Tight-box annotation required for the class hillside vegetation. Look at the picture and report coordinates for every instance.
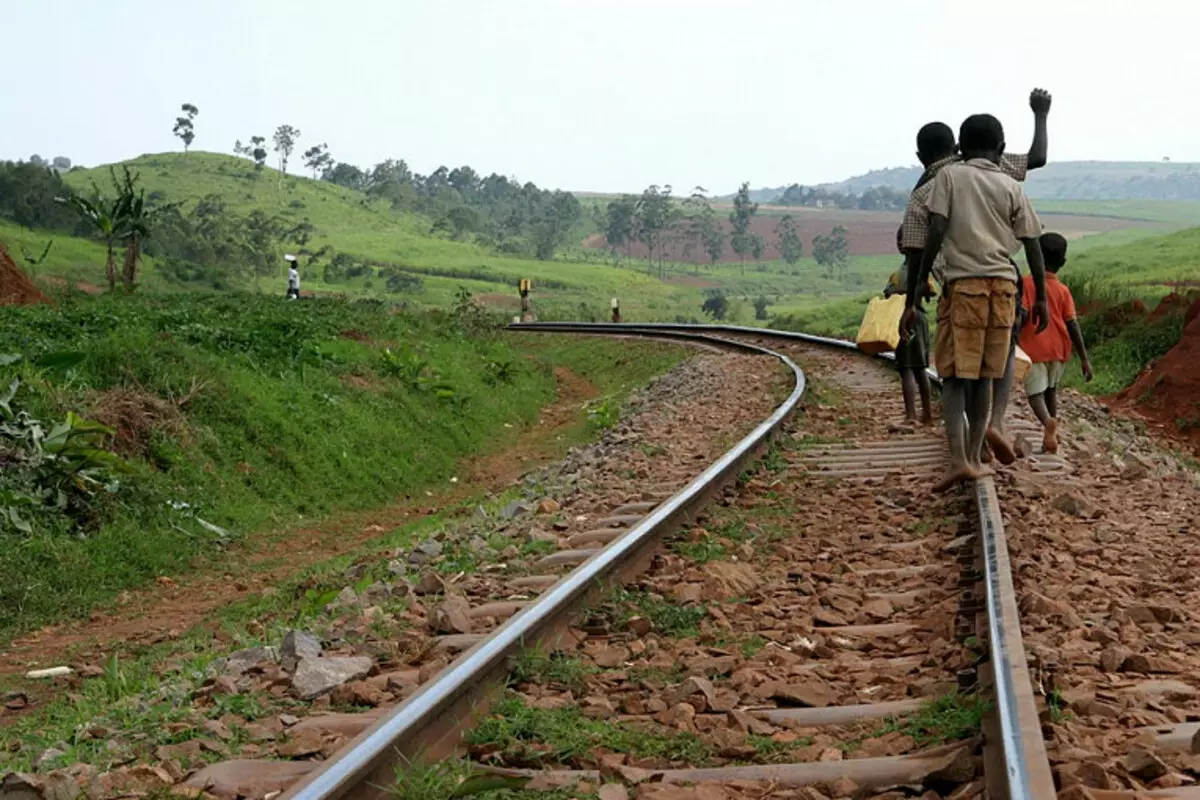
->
[0,293,685,640]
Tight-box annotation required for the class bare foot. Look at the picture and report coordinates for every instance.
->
[985,427,1017,465]
[980,443,993,464]
[921,412,934,425]
[1043,418,1059,454]
[933,463,983,493]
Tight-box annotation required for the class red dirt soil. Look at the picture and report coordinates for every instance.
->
[0,242,50,306]
[1112,297,1200,453]
[0,367,599,683]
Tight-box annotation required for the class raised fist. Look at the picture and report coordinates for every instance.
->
[1030,88,1052,115]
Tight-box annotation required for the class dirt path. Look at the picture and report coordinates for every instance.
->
[0,367,599,678]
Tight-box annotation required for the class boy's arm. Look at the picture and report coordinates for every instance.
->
[1027,88,1051,170]
[1066,320,1094,382]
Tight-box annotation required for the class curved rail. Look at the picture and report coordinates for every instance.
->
[282,330,806,800]
[515,322,1055,799]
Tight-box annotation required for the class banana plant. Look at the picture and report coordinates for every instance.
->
[56,188,124,292]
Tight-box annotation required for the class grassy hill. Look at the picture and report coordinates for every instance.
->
[61,153,699,318]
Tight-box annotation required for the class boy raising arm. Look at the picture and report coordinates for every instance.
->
[901,113,1048,491]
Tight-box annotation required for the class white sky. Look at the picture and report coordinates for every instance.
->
[4,0,1197,194]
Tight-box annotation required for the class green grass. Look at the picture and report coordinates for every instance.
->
[0,292,686,642]
[877,693,989,746]
[468,695,711,766]
[509,649,598,693]
[594,587,708,638]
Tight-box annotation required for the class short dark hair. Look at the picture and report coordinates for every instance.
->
[1039,232,1068,270]
[916,122,955,160]
[959,114,1004,154]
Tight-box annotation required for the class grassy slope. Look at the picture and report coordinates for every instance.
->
[63,153,697,318]
[0,294,686,640]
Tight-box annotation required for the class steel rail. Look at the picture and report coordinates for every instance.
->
[516,322,1055,799]
[281,330,806,800]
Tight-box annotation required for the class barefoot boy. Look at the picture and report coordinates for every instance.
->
[1018,232,1093,453]
[900,89,1052,464]
[902,114,1048,491]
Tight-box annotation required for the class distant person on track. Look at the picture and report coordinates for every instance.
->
[885,226,935,424]
[1018,232,1093,453]
[901,113,1049,491]
[286,254,300,300]
[899,88,1052,464]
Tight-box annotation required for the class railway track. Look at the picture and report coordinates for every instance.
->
[125,322,1198,800]
[255,322,1057,800]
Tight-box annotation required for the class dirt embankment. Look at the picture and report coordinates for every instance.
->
[0,242,50,307]
[1111,296,1200,452]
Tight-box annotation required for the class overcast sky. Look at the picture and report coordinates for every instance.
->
[5,0,1197,194]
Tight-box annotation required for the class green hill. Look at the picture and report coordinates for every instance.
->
[59,152,694,317]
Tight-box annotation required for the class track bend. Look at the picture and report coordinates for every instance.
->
[262,323,1065,800]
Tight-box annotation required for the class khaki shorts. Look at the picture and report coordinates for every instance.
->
[934,278,1016,380]
[1025,361,1066,396]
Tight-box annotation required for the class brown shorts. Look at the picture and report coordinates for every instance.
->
[934,278,1016,380]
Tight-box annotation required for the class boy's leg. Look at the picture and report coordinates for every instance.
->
[967,378,994,472]
[934,378,980,492]
[900,369,918,422]
[983,343,1018,464]
[915,370,933,424]
[1046,387,1058,418]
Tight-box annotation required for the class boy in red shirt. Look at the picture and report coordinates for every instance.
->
[1019,232,1094,453]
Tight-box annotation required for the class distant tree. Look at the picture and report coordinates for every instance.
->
[323,162,368,190]
[29,154,47,167]
[635,185,675,276]
[603,195,637,263]
[749,233,765,262]
[273,125,301,179]
[56,186,124,291]
[701,289,729,321]
[302,143,333,179]
[775,215,803,266]
[753,295,770,320]
[173,103,199,154]
[52,156,72,171]
[249,136,268,171]
[699,207,724,266]
[531,190,582,260]
[728,181,758,272]
[812,225,849,277]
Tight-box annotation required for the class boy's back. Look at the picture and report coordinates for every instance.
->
[925,159,1041,280]
[1019,271,1075,363]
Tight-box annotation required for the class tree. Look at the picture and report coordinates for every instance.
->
[249,136,268,171]
[531,190,581,260]
[302,143,333,179]
[323,162,367,190]
[52,156,72,171]
[699,208,724,266]
[273,125,301,179]
[111,167,169,292]
[56,186,124,291]
[750,233,765,262]
[701,289,728,321]
[728,181,758,272]
[173,103,199,154]
[635,185,674,276]
[754,295,770,320]
[812,225,850,277]
[29,154,47,167]
[603,196,637,263]
[775,215,803,266]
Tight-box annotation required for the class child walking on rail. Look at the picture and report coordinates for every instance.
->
[886,227,935,425]
[901,113,1049,491]
[1018,232,1093,453]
